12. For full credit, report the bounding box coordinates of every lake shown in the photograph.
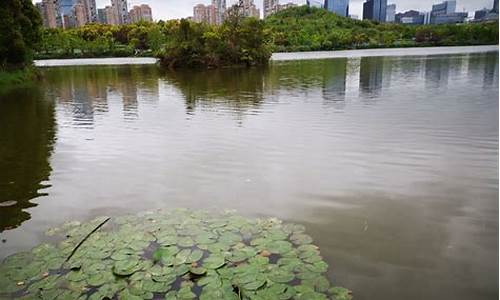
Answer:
[1,50,498,300]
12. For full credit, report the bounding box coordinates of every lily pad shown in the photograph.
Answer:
[113,259,142,276]
[0,209,350,300]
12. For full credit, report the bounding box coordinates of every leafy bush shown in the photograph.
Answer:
[0,0,42,70]
[157,15,271,68]
[263,5,498,52]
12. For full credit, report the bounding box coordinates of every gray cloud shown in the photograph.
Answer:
[96,0,494,21]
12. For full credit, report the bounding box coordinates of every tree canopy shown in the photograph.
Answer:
[0,0,43,70]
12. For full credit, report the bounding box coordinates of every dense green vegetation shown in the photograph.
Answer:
[36,8,271,68]
[33,5,499,64]
[1,4,498,70]
[0,0,43,70]
[266,6,499,52]
[0,0,42,88]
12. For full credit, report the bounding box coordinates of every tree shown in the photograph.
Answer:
[0,0,42,70]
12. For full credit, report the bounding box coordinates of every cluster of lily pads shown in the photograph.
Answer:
[0,209,352,300]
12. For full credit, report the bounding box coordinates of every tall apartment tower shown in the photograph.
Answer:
[386,3,396,22]
[39,0,63,28]
[324,0,349,17]
[82,0,98,23]
[431,0,456,15]
[129,4,153,23]
[363,0,387,22]
[111,0,129,25]
[74,1,87,27]
[212,0,226,24]
[104,5,118,24]
[263,0,279,18]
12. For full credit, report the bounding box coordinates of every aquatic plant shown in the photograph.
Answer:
[0,209,352,300]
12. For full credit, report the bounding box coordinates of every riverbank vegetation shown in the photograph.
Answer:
[0,0,42,88]
[33,5,499,64]
[266,6,499,52]
[2,4,498,70]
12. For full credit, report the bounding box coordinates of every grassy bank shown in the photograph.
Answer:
[0,68,38,92]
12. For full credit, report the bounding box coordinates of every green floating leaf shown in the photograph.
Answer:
[202,255,225,270]
[113,259,142,276]
[0,209,348,300]
[189,267,207,275]
[329,287,353,300]
[290,233,313,245]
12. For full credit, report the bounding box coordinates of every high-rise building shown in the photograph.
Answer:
[307,0,323,8]
[193,4,206,23]
[212,0,226,24]
[430,1,466,24]
[38,0,63,28]
[74,1,87,27]
[70,0,97,26]
[105,5,118,24]
[97,8,107,23]
[363,0,387,22]
[111,0,129,25]
[386,3,396,22]
[193,4,218,25]
[431,0,456,15]
[395,10,424,24]
[263,0,279,18]
[82,0,98,23]
[241,0,260,18]
[59,0,77,16]
[324,0,349,17]
[129,4,153,23]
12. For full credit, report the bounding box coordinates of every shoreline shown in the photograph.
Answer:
[34,45,499,67]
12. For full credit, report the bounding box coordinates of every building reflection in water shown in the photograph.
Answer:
[42,65,160,124]
[359,56,386,98]
[322,58,347,103]
[425,55,451,89]
[0,88,56,231]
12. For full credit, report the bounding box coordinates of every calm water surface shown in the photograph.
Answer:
[0,52,498,300]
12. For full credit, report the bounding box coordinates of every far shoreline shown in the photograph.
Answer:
[34,45,499,67]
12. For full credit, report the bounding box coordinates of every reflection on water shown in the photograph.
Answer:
[0,52,498,300]
[0,88,56,230]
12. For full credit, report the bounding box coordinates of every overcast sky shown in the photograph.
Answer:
[95,0,494,20]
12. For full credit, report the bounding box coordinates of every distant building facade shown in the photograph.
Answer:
[386,3,396,22]
[111,0,129,25]
[306,0,324,8]
[240,0,260,18]
[38,0,63,28]
[263,0,279,18]
[104,5,118,24]
[129,5,153,23]
[324,0,349,17]
[97,8,107,23]
[395,10,424,24]
[193,4,217,24]
[473,0,499,22]
[429,0,466,24]
[363,0,387,22]
[212,0,226,24]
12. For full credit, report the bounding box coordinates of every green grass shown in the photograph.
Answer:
[0,68,38,92]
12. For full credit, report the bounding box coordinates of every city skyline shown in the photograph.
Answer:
[88,0,493,20]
